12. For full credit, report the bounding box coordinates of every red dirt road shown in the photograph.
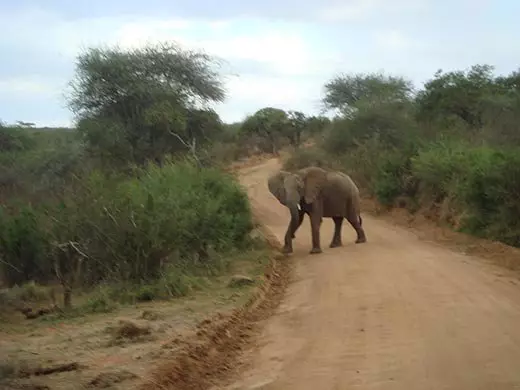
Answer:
[224,158,520,390]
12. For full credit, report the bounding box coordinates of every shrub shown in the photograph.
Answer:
[282,146,338,171]
[47,159,253,286]
[0,206,51,286]
[372,148,417,206]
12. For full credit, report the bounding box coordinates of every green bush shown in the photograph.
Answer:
[372,148,417,206]
[282,146,338,171]
[452,148,520,245]
[0,156,253,292]
[48,159,253,285]
[0,206,51,286]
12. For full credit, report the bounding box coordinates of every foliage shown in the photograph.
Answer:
[70,42,227,167]
[0,206,51,286]
[322,72,414,118]
[1,158,253,291]
[282,146,339,172]
[241,107,289,154]
[310,64,520,248]
[241,108,330,154]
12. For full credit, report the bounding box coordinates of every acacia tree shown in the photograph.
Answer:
[285,110,307,148]
[415,64,520,144]
[69,42,226,166]
[323,72,414,118]
[415,64,498,130]
[241,107,289,155]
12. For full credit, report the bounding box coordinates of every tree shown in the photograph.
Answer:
[241,107,289,155]
[322,72,414,118]
[285,110,307,148]
[15,121,35,128]
[415,64,498,130]
[69,42,227,166]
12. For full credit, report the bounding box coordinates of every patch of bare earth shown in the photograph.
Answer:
[0,256,267,389]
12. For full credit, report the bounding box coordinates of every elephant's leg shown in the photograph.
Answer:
[292,209,305,239]
[330,217,343,248]
[309,213,323,254]
[346,212,366,244]
[282,223,294,254]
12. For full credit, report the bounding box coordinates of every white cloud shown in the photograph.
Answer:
[373,30,417,51]
[217,74,325,122]
[0,8,334,123]
[0,77,58,96]
[319,0,380,22]
[110,19,336,77]
[319,0,430,22]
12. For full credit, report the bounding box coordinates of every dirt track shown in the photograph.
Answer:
[225,157,520,390]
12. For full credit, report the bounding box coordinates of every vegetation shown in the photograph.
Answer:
[284,65,520,248]
[0,43,259,312]
[2,35,520,315]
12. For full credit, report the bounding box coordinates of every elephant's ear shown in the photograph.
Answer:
[300,167,327,204]
[283,174,303,205]
[268,171,288,205]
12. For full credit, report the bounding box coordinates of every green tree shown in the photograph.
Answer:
[285,110,307,148]
[322,72,414,118]
[415,64,499,130]
[69,42,227,167]
[241,107,289,155]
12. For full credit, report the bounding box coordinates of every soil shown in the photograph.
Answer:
[219,157,520,390]
[0,263,262,390]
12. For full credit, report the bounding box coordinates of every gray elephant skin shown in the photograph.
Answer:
[267,166,367,254]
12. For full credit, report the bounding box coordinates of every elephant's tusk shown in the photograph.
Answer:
[297,204,301,211]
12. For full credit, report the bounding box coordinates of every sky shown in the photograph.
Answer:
[0,0,519,127]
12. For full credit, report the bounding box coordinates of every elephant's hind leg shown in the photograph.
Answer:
[346,212,367,244]
[330,217,343,248]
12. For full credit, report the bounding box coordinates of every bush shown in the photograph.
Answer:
[282,146,338,171]
[372,147,418,206]
[49,159,252,286]
[0,206,51,286]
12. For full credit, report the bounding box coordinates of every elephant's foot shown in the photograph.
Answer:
[355,236,367,244]
[282,245,293,254]
[329,240,342,248]
[309,247,322,254]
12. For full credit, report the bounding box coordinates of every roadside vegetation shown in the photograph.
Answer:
[2,37,520,387]
[281,65,520,248]
[0,43,274,318]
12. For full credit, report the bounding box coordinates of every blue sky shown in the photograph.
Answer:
[0,0,519,127]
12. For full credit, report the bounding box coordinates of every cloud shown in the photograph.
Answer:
[319,0,380,22]
[373,30,418,52]
[1,1,520,126]
[0,7,338,124]
[318,0,430,22]
[0,77,58,97]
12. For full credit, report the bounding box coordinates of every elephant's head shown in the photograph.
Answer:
[267,170,303,212]
[267,167,328,222]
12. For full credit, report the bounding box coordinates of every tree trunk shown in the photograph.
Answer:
[63,286,72,309]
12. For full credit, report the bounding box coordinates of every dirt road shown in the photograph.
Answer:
[225,157,520,390]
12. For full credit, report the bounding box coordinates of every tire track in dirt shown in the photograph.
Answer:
[221,157,520,390]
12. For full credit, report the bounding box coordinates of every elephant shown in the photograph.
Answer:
[267,166,366,255]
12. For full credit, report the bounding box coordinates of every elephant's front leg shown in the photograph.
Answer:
[282,222,294,254]
[282,207,301,254]
[309,212,323,254]
[291,208,305,239]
